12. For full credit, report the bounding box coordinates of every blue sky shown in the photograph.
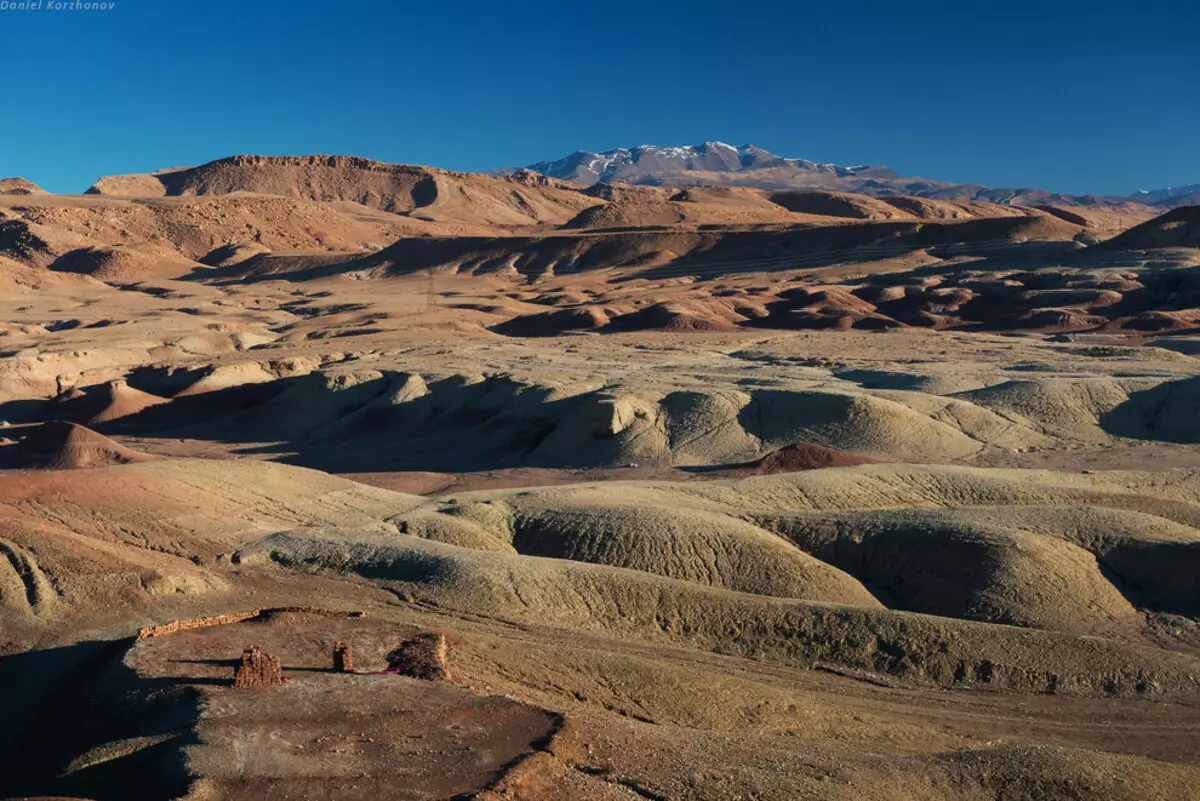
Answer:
[0,0,1196,195]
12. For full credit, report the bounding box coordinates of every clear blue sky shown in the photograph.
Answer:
[1,0,1196,195]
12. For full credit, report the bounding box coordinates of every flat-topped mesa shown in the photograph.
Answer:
[233,646,284,688]
[85,155,437,202]
[214,154,421,173]
[83,153,597,225]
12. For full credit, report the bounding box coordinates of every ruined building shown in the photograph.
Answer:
[387,632,450,681]
[333,641,354,673]
[233,645,284,688]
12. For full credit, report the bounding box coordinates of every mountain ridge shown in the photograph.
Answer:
[516,142,1189,209]
[27,146,1200,213]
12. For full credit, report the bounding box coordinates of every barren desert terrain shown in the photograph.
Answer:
[2,155,1200,800]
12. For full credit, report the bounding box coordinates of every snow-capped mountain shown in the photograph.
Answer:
[516,142,1199,208]
[1131,184,1200,203]
[527,142,896,187]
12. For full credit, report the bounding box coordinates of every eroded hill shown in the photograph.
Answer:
[2,154,1200,801]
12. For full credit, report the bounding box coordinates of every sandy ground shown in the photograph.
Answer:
[2,169,1200,799]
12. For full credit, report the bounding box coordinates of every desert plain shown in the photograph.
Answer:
[1,155,1200,799]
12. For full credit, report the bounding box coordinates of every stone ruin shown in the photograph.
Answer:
[333,641,354,673]
[233,645,284,688]
[387,632,450,681]
[137,607,366,640]
[138,611,261,639]
[220,630,447,688]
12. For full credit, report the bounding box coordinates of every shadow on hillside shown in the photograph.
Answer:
[1099,376,1200,443]
[0,638,201,801]
[29,370,594,473]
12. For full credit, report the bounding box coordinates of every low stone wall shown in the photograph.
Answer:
[136,611,262,639]
[136,607,365,639]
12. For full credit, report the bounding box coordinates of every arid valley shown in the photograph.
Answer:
[2,151,1200,800]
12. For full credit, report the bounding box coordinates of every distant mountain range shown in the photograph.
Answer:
[5,144,1195,212]
[516,142,1194,209]
[1131,184,1200,205]
[527,142,890,186]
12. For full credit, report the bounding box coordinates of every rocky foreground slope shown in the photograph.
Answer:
[3,455,1200,799]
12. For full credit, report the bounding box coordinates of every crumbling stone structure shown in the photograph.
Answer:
[333,641,354,673]
[387,632,450,681]
[233,646,284,688]
[137,607,367,639]
[137,611,261,639]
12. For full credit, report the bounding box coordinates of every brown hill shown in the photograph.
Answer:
[1101,205,1200,249]
[0,192,459,264]
[602,300,744,333]
[268,211,1087,287]
[769,190,916,220]
[564,185,827,229]
[1,421,160,469]
[0,177,45,195]
[752,441,886,474]
[47,380,173,427]
[198,242,271,267]
[86,155,601,228]
[565,187,1040,229]
[0,218,92,268]
[769,191,1045,222]
[562,196,687,229]
[49,244,202,282]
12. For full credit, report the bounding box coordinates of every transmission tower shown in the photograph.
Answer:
[425,265,437,313]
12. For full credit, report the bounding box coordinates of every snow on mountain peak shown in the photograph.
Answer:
[524,142,889,188]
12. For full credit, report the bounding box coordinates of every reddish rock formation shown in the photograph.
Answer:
[752,441,885,474]
[233,646,284,688]
[387,632,450,681]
